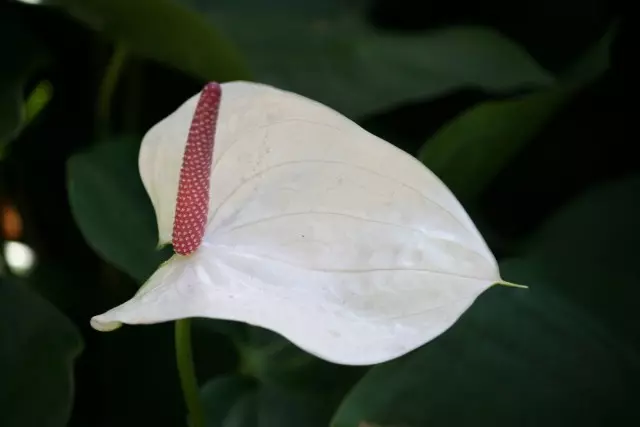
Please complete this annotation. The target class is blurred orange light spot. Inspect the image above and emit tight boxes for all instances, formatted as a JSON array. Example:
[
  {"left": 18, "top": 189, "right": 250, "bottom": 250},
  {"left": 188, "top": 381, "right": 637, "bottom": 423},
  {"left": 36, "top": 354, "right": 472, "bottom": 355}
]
[{"left": 1, "top": 203, "right": 23, "bottom": 240}]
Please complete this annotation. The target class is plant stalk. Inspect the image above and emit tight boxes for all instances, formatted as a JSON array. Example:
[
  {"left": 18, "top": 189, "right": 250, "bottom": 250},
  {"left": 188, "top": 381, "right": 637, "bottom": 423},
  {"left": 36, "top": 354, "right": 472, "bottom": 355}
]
[
  {"left": 97, "top": 44, "right": 128, "bottom": 137},
  {"left": 175, "top": 319, "right": 205, "bottom": 427}
]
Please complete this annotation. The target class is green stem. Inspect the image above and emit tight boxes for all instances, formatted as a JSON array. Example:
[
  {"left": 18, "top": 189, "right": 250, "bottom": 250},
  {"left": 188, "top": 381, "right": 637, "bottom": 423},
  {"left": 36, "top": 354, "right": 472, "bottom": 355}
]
[
  {"left": 175, "top": 319, "right": 205, "bottom": 427},
  {"left": 96, "top": 44, "right": 128, "bottom": 136}
]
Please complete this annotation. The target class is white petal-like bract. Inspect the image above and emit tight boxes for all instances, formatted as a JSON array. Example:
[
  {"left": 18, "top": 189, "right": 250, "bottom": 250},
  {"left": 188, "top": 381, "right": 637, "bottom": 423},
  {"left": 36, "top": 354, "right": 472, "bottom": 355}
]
[{"left": 91, "top": 81, "right": 502, "bottom": 365}]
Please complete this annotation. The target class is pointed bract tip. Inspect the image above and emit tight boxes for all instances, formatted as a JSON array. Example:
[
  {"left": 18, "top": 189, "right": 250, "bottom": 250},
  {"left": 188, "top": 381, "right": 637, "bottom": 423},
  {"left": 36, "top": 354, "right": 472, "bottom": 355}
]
[{"left": 496, "top": 280, "right": 529, "bottom": 289}]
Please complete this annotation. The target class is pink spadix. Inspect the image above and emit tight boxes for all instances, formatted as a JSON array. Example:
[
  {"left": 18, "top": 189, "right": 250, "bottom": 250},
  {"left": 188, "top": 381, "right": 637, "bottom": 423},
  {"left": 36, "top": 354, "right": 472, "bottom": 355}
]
[{"left": 171, "top": 82, "right": 221, "bottom": 255}]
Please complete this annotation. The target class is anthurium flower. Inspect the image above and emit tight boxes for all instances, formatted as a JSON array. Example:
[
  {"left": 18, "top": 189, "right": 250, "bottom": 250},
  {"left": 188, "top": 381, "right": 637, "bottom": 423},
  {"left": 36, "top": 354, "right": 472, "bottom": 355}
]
[{"left": 90, "top": 81, "right": 506, "bottom": 366}]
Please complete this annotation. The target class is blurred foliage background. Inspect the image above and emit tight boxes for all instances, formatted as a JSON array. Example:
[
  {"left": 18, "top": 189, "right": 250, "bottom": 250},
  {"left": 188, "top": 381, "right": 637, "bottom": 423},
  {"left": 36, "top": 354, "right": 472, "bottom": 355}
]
[{"left": 0, "top": 0, "right": 636, "bottom": 426}]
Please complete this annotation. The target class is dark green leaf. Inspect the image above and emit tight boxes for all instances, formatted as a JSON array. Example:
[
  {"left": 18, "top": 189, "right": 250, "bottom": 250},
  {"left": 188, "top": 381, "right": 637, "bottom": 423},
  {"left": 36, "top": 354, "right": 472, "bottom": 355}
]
[
  {"left": 522, "top": 174, "right": 640, "bottom": 347},
  {"left": 50, "top": 0, "right": 553, "bottom": 118},
  {"left": 191, "top": 0, "right": 553, "bottom": 117},
  {"left": 201, "top": 375, "right": 256, "bottom": 427},
  {"left": 201, "top": 374, "right": 340, "bottom": 427},
  {"left": 22, "top": 81, "right": 54, "bottom": 126},
  {"left": 46, "top": 0, "right": 251, "bottom": 82},
  {"left": 198, "top": 324, "right": 365, "bottom": 426},
  {"left": 418, "top": 24, "right": 616, "bottom": 201},
  {"left": 67, "top": 137, "right": 172, "bottom": 283},
  {"left": 418, "top": 88, "right": 570, "bottom": 201},
  {"left": 560, "top": 22, "right": 619, "bottom": 85},
  {"left": 0, "top": 7, "right": 48, "bottom": 156},
  {"left": 235, "top": 326, "right": 366, "bottom": 393},
  {"left": 0, "top": 278, "right": 83, "bottom": 427},
  {"left": 331, "top": 260, "right": 639, "bottom": 427},
  {"left": 48, "top": 0, "right": 249, "bottom": 81}
]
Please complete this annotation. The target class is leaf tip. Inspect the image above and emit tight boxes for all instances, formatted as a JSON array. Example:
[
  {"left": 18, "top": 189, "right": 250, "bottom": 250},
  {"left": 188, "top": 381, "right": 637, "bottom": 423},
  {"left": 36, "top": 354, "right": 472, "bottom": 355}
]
[
  {"left": 495, "top": 280, "right": 529, "bottom": 290},
  {"left": 90, "top": 315, "right": 123, "bottom": 332}
]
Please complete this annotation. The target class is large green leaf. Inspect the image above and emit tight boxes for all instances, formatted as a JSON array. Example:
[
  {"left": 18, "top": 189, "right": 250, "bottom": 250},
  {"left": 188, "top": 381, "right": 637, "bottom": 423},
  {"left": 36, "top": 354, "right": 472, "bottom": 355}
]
[
  {"left": 189, "top": 0, "right": 553, "bottom": 117},
  {"left": 234, "top": 326, "right": 366, "bottom": 392},
  {"left": 0, "top": 278, "right": 83, "bottom": 427},
  {"left": 331, "top": 174, "right": 640, "bottom": 426},
  {"left": 201, "top": 375, "right": 256, "bottom": 427},
  {"left": 417, "top": 24, "right": 616, "bottom": 201},
  {"left": 67, "top": 137, "right": 172, "bottom": 283},
  {"left": 331, "top": 261, "right": 639, "bottom": 426},
  {"left": 49, "top": 0, "right": 552, "bottom": 118},
  {"left": 201, "top": 374, "right": 342, "bottom": 427},
  {"left": 198, "top": 325, "right": 365, "bottom": 427},
  {"left": 46, "top": 0, "right": 251, "bottom": 82},
  {"left": 418, "top": 88, "right": 570, "bottom": 201},
  {"left": 522, "top": 174, "right": 640, "bottom": 347}
]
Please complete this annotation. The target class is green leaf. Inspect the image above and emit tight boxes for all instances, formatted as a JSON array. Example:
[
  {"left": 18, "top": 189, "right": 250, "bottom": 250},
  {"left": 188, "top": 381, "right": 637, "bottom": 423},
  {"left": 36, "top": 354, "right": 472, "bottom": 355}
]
[
  {"left": 235, "top": 326, "right": 366, "bottom": 392},
  {"left": 0, "top": 278, "right": 83, "bottom": 427},
  {"left": 50, "top": 0, "right": 552, "bottom": 118},
  {"left": 23, "top": 81, "right": 53, "bottom": 128},
  {"left": 418, "top": 88, "right": 570, "bottom": 201},
  {"left": 190, "top": 0, "right": 553, "bottom": 117},
  {"left": 523, "top": 174, "right": 640, "bottom": 347},
  {"left": 67, "top": 137, "right": 172, "bottom": 283},
  {"left": 201, "top": 375, "right": 256, "bottom": 427},
  {"left": 417, "top": 24, "right": 616, "bottom": 201},
  {"left": 331, "top": 174, "right": 640, "bottom": 427},
  {"left": 0, "top": 7, "right": 48, "bottom": 156},
  {"left": 2, "top": 80, "right": 54, "bottom": 160},
  {"left": 46, "top": 0, "right": 251, "bottom": 82},
  {"left": 201, "top": 374, "right": 341, "bottom": 427},
  {"left": 197, "top": 324, "right": 365, "bottom": 426},
  {"left": 331, "top": 261, "right": 639, "bottom": 427}
]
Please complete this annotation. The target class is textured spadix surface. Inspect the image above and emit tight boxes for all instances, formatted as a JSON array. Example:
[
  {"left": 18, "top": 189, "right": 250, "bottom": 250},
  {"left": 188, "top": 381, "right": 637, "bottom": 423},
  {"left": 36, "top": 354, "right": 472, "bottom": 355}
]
[{"left": 90, "top": 81, "right": 502, "bottom": 365}]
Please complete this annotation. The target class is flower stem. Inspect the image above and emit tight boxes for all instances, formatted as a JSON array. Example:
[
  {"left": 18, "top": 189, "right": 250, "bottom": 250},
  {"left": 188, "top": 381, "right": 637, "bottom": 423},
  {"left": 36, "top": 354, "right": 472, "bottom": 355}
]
[
  {"left": 175, "top": 319, "right": 205, "bottom": 427},
  {"left": 96, "top": 44, "right": 128, "bottom": 137}
]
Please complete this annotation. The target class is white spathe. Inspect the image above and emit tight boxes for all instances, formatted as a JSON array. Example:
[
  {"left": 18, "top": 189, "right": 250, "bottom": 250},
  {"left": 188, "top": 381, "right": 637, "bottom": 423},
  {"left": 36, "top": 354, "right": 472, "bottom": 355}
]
[{"left": 90, "top": 81, "right": 502, "bottom": 366}]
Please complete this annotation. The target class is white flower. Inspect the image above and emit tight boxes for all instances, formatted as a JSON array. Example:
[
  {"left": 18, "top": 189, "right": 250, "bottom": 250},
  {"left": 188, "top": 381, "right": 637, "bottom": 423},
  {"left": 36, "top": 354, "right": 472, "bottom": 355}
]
[{"left": 90, "top": 81, "right": 503, "bottom": 366}]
